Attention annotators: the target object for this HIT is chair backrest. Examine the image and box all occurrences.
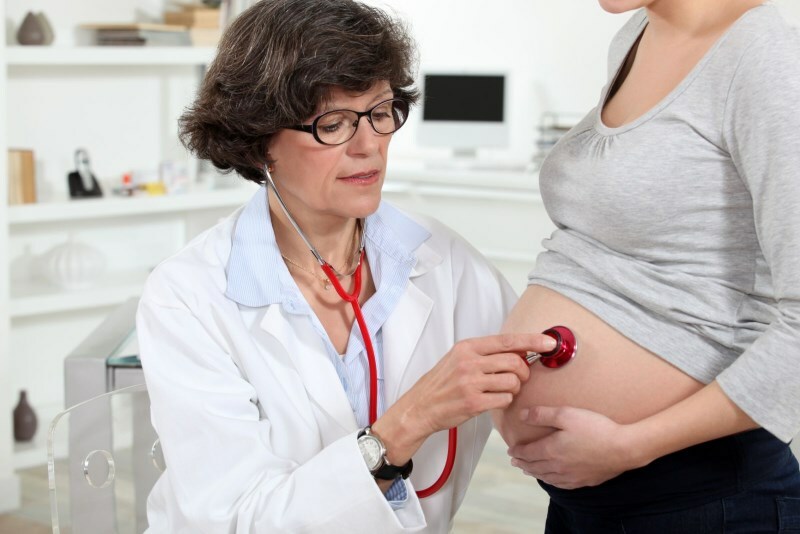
[48,383,164,534]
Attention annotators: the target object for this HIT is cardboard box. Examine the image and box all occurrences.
[7,149,36,205]
[164,9,220,28]
[189,27,221,46]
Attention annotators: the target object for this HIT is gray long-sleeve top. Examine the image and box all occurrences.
[529,3,800,442]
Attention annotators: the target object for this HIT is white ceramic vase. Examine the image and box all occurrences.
[39,236,106,290]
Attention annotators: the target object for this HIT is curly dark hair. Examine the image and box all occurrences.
[179,0,419,184]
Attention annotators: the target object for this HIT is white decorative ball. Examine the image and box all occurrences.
[40,237,106,290]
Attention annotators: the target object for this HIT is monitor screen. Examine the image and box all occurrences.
[418,72,508,156]
[422,75,504,122]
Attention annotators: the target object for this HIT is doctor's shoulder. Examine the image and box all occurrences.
[140,206,242,310]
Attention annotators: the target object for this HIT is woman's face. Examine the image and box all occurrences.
[267,82,396,223]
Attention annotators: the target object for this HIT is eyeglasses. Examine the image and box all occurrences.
[288,98,410,146]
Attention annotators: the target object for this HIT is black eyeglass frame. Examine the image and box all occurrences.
[287,98,410,146]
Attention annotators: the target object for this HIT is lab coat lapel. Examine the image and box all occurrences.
[382,278,435,405]
[259,304,358,434]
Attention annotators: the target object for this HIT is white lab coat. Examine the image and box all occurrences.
[137,201,517,533]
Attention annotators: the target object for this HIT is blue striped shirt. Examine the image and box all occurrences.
[225,186,431,508]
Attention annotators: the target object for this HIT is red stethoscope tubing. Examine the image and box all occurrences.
[321,249,457,498]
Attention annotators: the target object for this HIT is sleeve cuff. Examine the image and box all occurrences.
[385,477,409,510]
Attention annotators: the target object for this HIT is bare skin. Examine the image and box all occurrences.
[492,286,704,447]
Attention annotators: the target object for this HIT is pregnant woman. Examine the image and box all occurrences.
[494,0,800,531]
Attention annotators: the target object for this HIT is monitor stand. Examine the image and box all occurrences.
[424,148,530,173]
[424,148,480,171]
[453,148,479,160]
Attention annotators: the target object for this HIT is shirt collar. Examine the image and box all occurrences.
[225,186,431,308]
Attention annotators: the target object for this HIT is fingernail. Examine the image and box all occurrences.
[544,336,557,350]
[519,408,529,421]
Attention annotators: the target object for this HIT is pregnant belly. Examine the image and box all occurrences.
[494,285,704,447]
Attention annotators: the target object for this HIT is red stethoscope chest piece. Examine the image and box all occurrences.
[526,325,577,368]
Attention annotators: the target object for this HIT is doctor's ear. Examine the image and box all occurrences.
[264,150,275,173]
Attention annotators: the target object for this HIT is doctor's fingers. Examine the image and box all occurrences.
[463,332,557,357]
[474,391,516,411]
[479,370,525,396]
[476,352,530,382]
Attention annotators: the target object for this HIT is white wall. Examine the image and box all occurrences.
[363,0,625,164]
[364,0,800,165]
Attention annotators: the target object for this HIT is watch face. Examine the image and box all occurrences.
[358,435,383,471]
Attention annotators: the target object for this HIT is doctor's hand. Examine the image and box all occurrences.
[372,333,555,465]
[507,406,642,489]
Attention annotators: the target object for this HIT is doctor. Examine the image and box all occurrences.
[136,0,553,532]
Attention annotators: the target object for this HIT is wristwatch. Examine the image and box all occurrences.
[357,426,413,480]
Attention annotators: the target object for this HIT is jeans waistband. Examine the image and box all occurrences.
[539,428,795,516]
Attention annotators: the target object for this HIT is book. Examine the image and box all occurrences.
[96,31,191,47]
[7,149,36,205]
[81,23,191,46]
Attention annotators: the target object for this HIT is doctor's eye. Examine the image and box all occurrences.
[317,111,349,134]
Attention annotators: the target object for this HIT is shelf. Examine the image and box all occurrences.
[8,186,256,225]
[10,270,149,319]
[5,46,217,66]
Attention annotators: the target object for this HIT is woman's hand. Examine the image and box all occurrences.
[507,382,761,490]
[507,406,647,489]
[372,333,555,464]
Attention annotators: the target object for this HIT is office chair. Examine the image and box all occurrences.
[47,383,164,534]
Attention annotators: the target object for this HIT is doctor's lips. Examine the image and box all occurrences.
[339,169,380,185]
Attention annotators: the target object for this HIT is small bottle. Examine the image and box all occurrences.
[121,172,134,196]
[13,390,38,442]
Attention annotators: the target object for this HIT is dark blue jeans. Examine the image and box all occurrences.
[541,429,800,533]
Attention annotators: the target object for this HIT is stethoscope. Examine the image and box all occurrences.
[264,168,578,497]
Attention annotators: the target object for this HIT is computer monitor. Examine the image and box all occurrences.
[418,72,509,159]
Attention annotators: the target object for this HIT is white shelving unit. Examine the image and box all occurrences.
[0,3,234,509]
[5,46,216,66]
[2,187,256,477]
[8,186,252,225]
[8,187,255,321]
